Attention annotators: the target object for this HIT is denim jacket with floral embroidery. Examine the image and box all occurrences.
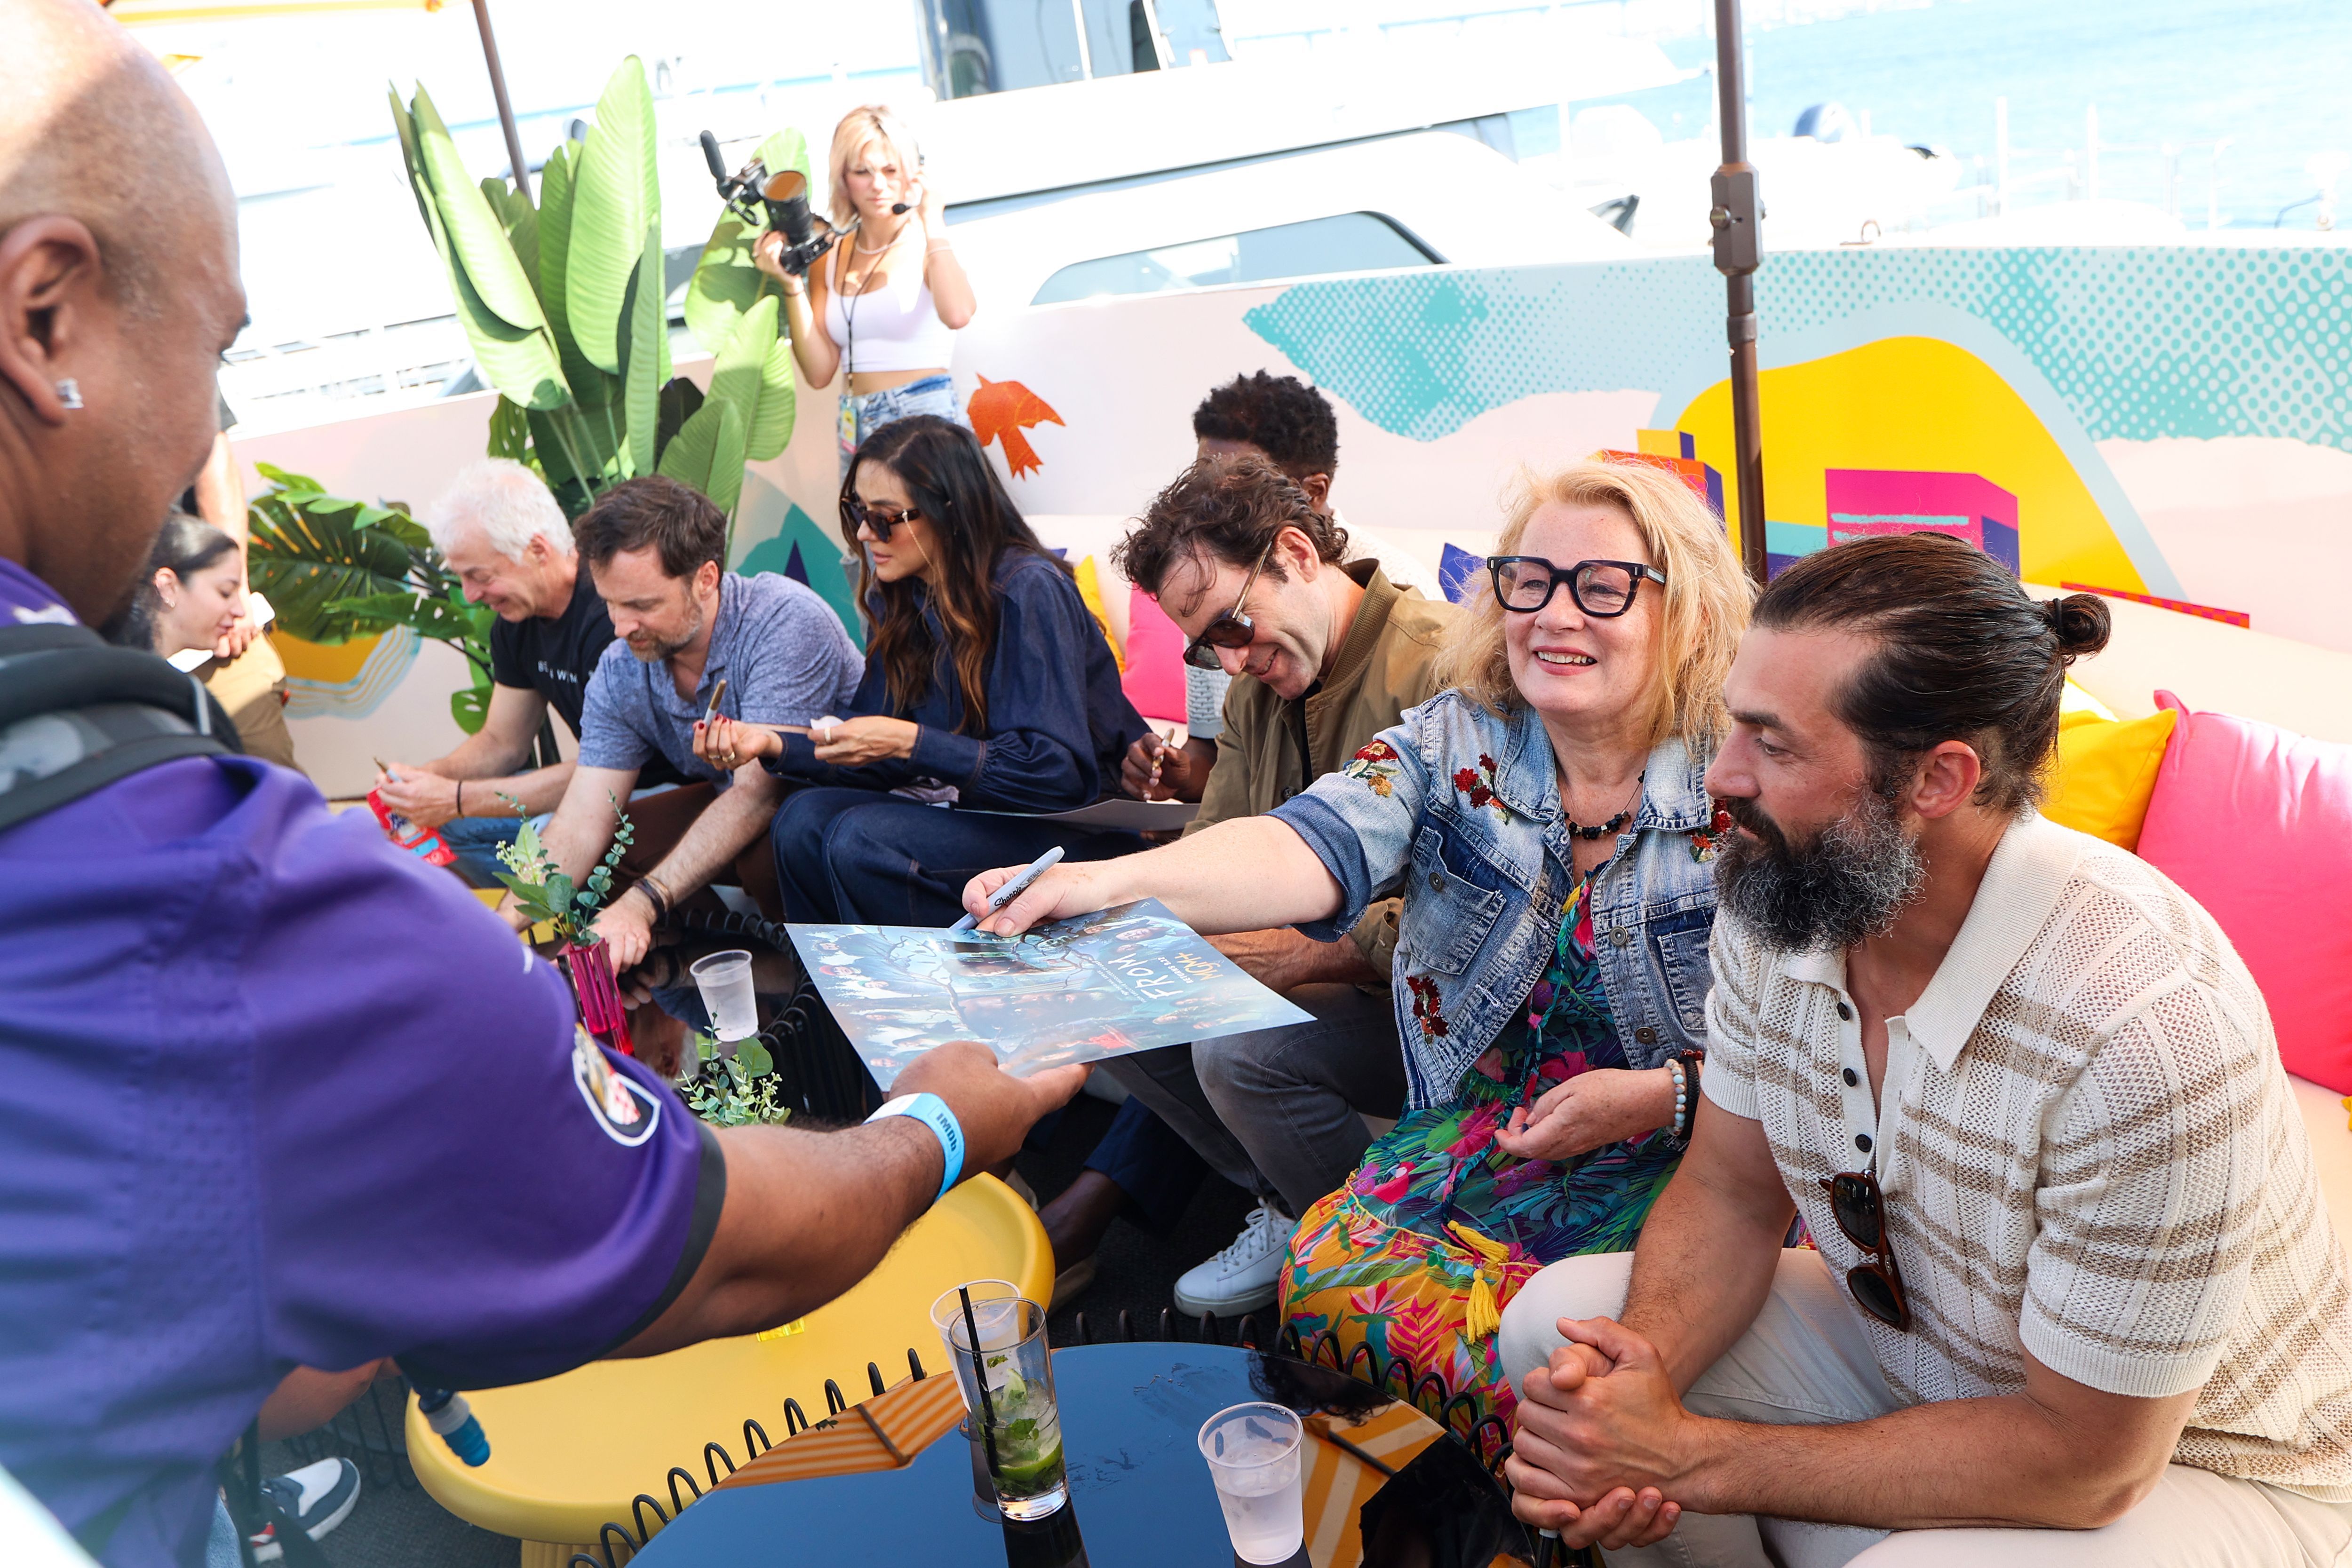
[1271,690,1727,1113]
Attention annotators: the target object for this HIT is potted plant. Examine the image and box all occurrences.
[495,801,638,1054]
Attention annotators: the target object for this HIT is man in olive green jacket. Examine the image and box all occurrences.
[1041,450,1455,1317]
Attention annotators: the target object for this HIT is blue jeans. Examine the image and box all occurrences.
[839,374,962,478]
[771,788,1143,927]
[436,812,534,889]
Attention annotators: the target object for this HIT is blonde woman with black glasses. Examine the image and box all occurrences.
[754,104,977,476]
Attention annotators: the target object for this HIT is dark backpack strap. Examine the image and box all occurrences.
[0,623,241,835]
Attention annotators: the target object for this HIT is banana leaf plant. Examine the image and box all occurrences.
[245,461,498,732]
[389,58,798,546]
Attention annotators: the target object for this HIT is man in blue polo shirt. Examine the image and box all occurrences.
[0,8,1082,1565]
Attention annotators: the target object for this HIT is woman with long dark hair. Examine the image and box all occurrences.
[697,415,1150,925]
[103,511,302,771]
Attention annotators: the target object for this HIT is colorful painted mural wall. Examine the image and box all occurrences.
[246,243,2352,794]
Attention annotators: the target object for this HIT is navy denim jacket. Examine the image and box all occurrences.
[1273,691,1725,1112]
[771,550,1149,811]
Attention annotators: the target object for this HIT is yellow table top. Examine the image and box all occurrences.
[408,1173,1051,1545]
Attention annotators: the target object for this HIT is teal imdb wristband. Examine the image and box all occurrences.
[866,1092,965,1204]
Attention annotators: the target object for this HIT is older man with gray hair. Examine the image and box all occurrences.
[376,457,685,885]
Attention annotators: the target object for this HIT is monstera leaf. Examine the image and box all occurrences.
[246,465,429,645]
[567,57,658,376]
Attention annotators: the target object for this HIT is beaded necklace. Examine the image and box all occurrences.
[1564,772,1644,840]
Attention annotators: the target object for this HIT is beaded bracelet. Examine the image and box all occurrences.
[1665,1058,1689,1140]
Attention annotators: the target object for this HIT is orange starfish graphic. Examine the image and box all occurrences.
[967,374,1064,479]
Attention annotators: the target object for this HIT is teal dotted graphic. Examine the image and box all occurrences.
[1241,260,1720,442]
[1244,247,2352,450]
[1760,248,2352,449]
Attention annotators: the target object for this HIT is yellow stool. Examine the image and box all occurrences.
[408,1173,1049,1563]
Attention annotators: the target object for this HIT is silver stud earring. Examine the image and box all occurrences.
[55,379,83,411]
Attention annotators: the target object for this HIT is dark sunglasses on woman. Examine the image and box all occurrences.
[1183,539,1276,671]
[842,497,922,542]
[1486,555,1666,618]
[1820,1170,1911,1330]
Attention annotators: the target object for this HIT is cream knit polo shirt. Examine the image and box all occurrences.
[1705,812,2352,1500]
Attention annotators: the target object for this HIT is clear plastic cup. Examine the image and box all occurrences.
[1198,1402,1304,1565]
[929,1279,1022,1390]
[688,950,758,1042]
[930,1284,1067,1521]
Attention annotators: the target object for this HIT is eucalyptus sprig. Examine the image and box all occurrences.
[685,1033,793,1127]
[495,793,635,947]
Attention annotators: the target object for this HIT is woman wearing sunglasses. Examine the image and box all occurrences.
[696,415,1151,926]
[959,459,1752,1428]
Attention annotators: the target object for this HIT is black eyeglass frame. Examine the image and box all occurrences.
[1819,1170,1912,1331]
[1182,539,1276,672]
[842,497,924,542]
[1484,555,1667,618]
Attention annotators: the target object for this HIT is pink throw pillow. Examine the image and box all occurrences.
[2134,691,2352,1093]
[1120,585,1188,724]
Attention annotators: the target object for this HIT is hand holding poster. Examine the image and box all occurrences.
[787,900,1315,1090]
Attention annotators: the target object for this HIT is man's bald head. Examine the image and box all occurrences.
[0,0,245,623]
[0,0,234,318]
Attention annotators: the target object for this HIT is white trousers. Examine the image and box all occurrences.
[1496,1250,2352,1568]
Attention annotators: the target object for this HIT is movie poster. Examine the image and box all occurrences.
[787,900,1316,1089]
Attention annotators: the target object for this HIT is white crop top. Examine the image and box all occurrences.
[824,245,957,374]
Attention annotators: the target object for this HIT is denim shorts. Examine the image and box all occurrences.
[838,373,963,477]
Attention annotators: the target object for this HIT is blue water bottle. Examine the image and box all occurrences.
[416,1386,491,1467]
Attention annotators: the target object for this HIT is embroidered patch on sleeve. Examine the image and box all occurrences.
[1343,738,1403,798]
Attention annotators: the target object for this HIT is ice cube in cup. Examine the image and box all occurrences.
[1198,1402,1304,1565]
[688,950,758,1042]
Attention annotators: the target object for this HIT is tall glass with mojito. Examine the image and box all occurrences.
[931,1285,1068,1521]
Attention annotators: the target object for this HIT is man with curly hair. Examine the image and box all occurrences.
[1038,445,1455,1318]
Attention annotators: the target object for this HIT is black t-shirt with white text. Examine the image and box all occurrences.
[490,561,684,786]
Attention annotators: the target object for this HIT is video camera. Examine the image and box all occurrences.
[700,129,909,278]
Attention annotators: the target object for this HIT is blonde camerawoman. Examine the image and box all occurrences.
[962,459,1754,1443]
[753,104,975,475]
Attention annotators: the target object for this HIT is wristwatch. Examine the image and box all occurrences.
[866,1092,965,1204]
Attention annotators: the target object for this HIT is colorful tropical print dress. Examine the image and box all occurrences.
[1276,877,1685,1427]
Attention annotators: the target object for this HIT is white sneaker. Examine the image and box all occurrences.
[1173,1206,1294,1317]
[247,1457,361,1562]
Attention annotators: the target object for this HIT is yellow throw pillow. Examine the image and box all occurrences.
[2045,708,2177,851]
[2059,677,2118,732]
[1075,555,1124,673]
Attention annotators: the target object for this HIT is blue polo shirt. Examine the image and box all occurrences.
[0,565,721,1568]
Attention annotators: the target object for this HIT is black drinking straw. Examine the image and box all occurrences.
[957,1284,1003,1481]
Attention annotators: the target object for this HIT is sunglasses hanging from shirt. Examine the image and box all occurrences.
[1820,1169,1912,1330]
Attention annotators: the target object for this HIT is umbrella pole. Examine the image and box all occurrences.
[470,0,532,202]
[1709,0,1767,585]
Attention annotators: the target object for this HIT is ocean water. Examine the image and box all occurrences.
[1663,0,2352,229]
